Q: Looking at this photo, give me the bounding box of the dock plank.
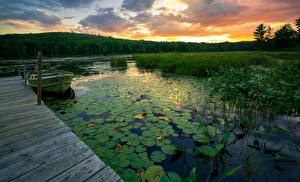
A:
[0,76,123,182]
[85,167,123,182]
[48,154,106,182]
[0,134,82,181]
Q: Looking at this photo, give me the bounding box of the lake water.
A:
[45,61,300,182]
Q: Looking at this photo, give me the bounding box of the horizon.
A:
[0,0,299,43]
[0,31,256,43]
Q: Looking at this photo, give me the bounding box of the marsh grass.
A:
[134,52,278,76]
[207,62,300,115]
[110,57,127,68]
[134,51,300,115]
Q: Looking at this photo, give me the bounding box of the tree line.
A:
[253,17,300,49]
[1,17,299,59]
[0,32,255,59]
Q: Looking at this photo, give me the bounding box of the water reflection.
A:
[45,60,300,182]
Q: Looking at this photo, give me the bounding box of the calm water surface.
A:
[45,61,300,182]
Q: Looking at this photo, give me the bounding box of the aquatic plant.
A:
[134,52,281,76]
[44,61,300,182]
[110,57,127,68]
[207,62,300,115]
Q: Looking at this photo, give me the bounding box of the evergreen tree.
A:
[295,17,300,42]
[274,24,297,48]
[253,24,267,42]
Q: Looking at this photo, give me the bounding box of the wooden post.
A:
[18,68,20,78]
[23,64,27,84]
[37,51,42,105]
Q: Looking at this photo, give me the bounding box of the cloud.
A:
[121,0,156,12]
[0,8,61,26]
[54,0,95,8]
[79,8,132,32]
[64,16,75,19]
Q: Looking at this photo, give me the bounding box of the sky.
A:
[0,0,299,42]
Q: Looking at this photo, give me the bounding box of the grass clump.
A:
[206,62,300,115]
[134,51,300,115]
[110,57,127,68]
[134,52,275,76]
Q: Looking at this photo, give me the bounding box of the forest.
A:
[0,32,256,59]
[1,17,299,59]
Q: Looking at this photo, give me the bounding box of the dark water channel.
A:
[45,61,300,182]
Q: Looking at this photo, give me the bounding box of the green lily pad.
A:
[142,130,154,137]
[142,165,165,182]
[161,172,182,182]
[144,159,154,169]
[130,157,145,169]
[141,137,155,147]
[156,141,164,147]
[151,151,166,162]
[198,143,224,157]
[162,139,171,144]
[193,134,210,143]
[120,168,139,182]
[135,145,146,153]
[119,159,130,167]
[95,135,109,143]
[161,145,178,155]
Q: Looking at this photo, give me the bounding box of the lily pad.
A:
[135,145,147,153]
[161,145,178,155]
[142,165,165,182]
[161,172,182,182]
[193,134,210,143]
[119,159,130,167]
[198,143,224,157]
[130,157,145,169]
[162,139,171,144]
[120,168,139,182]
[95,135,109,143]
[151,151,166,162]
[141,137,155,147]
[142,130,154,137]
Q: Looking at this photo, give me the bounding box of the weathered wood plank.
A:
[0,122,67,152]
[48,154,106,182]
[0,131,75,170]
[85,166,123,182]
[0,134,83,181]
[0,93,35,102]
[0,97,36,108]
[0,117,61,140]
[0,109,54,126]
[0,123,70,157]
[0,76,21,82]
[0,87,30,95]
[0,76,122,182]
[11,146,94,182]
[0,107,49,122]
[0,95,36,104]
[0,103,44,114]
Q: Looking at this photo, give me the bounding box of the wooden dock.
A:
[0,76,123,182]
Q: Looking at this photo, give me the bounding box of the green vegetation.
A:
[45,60,300,182]
[134,51,300,115]
[110,57,127,68]
[207,63,300,115]
[0,32,256,59]
[134,52,278,76]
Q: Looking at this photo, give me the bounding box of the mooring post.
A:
[23,64,27,84]
[37,51,42,105]
[18,68,20,78]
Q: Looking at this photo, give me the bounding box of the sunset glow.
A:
[0,0,299,42]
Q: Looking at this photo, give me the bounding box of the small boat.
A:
[27,69,74,95]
